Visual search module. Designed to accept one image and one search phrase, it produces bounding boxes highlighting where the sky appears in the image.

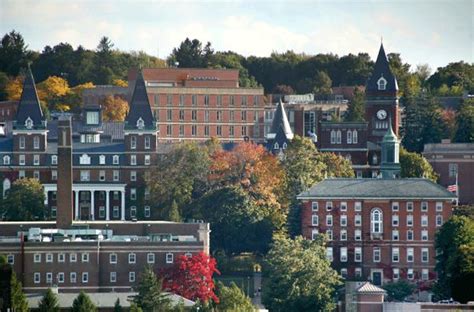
[1,0,473,72]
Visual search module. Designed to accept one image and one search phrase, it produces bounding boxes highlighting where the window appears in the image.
[204,126,210,136]
[19,170,25,178]
[97,155,105,165]
[326,215,333,226]
[58,253,65,263]
[166,253,173,264]
[70,253,77,262]
[273,142,279,150]
[167,109,172,121]
[130,206,137,218]
[46,253,53,263]
[407,248,414,262]
[340,215,347,227]
[147,253,155,264]
[336,130,342,144]
[129,271,136,283]
[110,253,117,264]
[340,229,347,241]
[167,94,173,105]
[82,253,89,263]
[113,170,120,181]
[86,111,99,124]
[449,163,458,177]
[34,136,40,149]
[355,268,362,278]
[312,229,319,240]
[7,254,14,264]
[312,215,319,226]
[436,215,443,227]
[129,253,136,264]
[242,126,247,137]
[145,155,151,165]
[113,155,119,165]
[407,214,413,226]
[33,171,40,179]
[3,155,10,165]
[204,111,209,122]
[80,170,90,182]
[422,230,428,241]
[58,272,64,283]
[326,201,333,211]
[341,268,348,278]
[179,94,184,106]
[145,206,151,218]
[229,126,234,137]
[192,95,197,106]
[311,202,318,211]
[436,202,443,212]
[353,130,358,143]
[34,272,40,284]
[355,247,362,262]
[355,229,362,241]
[392,215,399,227]
[99,206,105,218]
[421,215,428,227]
[407,229,414,240]
[393,268,400,280]
[145,136,151,149]
[347,130,352,144]
[82,272,89,283]
[253,95,259,106]
[217,126,222,136]
[217,95,222,106]
[422,248,429,262]
[421,201,428,212]
[217,111,222,121]
[46,272,53,284]
[407,202,413,211]
[392,230,399,241]
[131,155,137,165]
[371,209,383,234]
[70,272,77,283]
[230,95,235,106]
[355,214,362,226]
[19,136,26,149]
[166,124,172,136]
[326,247,333,261]
[407,269,414,280]
[326,229,333,241]
[421,269,429,281]
[392,247,399,262]
[229,111,234,121]
[110,272,117,283]
[392,202,399,211]
[330,130,336,144]
[355,201,362,211]
[179,110,185,121]
[340,247,348,262]
[377,76,387,90]
[241,96,247,106]
[241,111,247,121]
[99,170,106,181]
[113,206,119,218]
[340,202,347,211]
[130,171,137,181]
[79,154,91,165]
[19,154,25,166]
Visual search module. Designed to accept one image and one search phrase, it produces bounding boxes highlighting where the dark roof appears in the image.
[298,178,456,199]
[47,120,125,141]
[14,67,45,129]
[268,100,293,139]
[125,71,155,130]
[366,44,398,93]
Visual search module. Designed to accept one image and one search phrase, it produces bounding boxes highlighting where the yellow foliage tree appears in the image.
[112,79,128,87]
[37,76,70,101]
[101,95,129,121]
[71,82,95,95]
[5,77,23,101]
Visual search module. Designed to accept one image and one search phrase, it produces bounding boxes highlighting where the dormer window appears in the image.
[86,111,99,125]
[99,155,106,165]
[3,155,10,165]
[136,118,145,129]
[25,117,33,129]
[274,142,279,150]
[79,154,91,165]
[377,76,387,90]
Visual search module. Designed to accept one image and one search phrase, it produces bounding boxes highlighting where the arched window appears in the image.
[377,76,387,91]
[353,130,358,144]
[274,142,279,150]
[371,208,383,234]
[79,154,91,165]
[113,155,120,165]
[3,178,11,198]
[25,117,33,129]
[330,130,336,144]
[347,130,352,144]
[3,155,10,165]
[136,118,145,129]
[99,155,106,165]
[336,130,342,144]
[34,136,40,149]
[282,142,287,149]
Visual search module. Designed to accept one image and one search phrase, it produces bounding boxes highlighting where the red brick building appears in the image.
[128,68,266,143]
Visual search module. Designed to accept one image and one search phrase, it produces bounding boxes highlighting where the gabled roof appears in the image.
[14,67,45,129]
[357,282,386,294]
[267,99,294,140]
[366,43,398,93]
[297,178,457,199]
[125,71,155,130]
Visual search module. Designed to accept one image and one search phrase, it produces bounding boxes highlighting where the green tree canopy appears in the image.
[72,291,97,312]
[215,281,255,312]
[454,99,474,143]
[169,38,214,68]
[383,280,416,301]
[262,234,341,312]
[1,178,46,221]
[399,148,438,182]
[344,87,365,121]
[134,266,172,312]
[38,288,60,312]
[0,30,33,76]
[113,298,122,312]
[10,272,28,312]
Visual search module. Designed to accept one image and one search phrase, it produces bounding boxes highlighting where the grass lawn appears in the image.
[215,275,255,298]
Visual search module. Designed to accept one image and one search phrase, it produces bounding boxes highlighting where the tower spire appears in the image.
[14,66,45,129]
[125,69,156,130]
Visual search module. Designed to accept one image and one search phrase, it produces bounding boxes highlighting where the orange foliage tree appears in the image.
[100,95,129,121]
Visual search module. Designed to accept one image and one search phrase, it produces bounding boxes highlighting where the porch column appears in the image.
[105,191,110,221]
[74,190,79,220]
[121,191,125,221]
[90,190,95,221]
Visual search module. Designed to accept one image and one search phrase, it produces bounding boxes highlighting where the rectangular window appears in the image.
[113,206,119,218]
[407,248,414,262]
[355,214,362,226]
[326,215,333,226]
[131,171,137,181]
[19,155,25,166]
[82,272,89,283]
[99,170,106,181]
[340,215,347,227]
[129,253,136,264]
[230,111,234,121]
[230,95,235,106]
[407,269,414,280]
[449,163,458,177]
[392,230,399,241]
[422,248,429,262]
[204,111,209,122]
[166,253,173,264]
[217,126,222,136]
[421,215,428,227]
[58,272,64,283]
[19,136,25,149]
[52,170,57,181]
[241,96,247,106]
[393,268,400,280]
[70,272,76,283]
[355,268,362,278]
[130,155,137,166]
[154,95,160,106]
[129,271,136,283]
[422,230,428,241]
[340,247,347,262]
[7,254,14,264]
[34,171,40,179]
[82,253,89,263]
[145,206,151,218]
[392,215,399,226]
[130,206,137,218]
[326,229,333,241]
[110,253,117,264]
[355,201,362,211]
[326,201,333,211]
[113,155,119,165]
[113,170,120,181]
[145,155,151,165]
[147,253,155,264]
[130,136,137,149]
[253,95,259,106]
[311,229,319,240]
[204,125,210,137]
[70,253,77,262]
[179,110,184,121]
[407,214,413,226]
[217,95,222,106]
[34,272,40,284]
[86,111,99,124]
[355,247,362,262]
[355,229,362,241]
[46,272,53,284]
[166,124,172,136]
[179,125,184,137]
[341,268,348,278]
[421,201,428,211]
[179,95,184,106]
[229,126,234,137]
[436,202,443,212]
[58,253,65,263]
[51,155,58,165]
[311,215,319,226]
[145,136,151,149]
[340,202,347,211]
[436,215,443,226]
[312,202,318,211]
[46,253,53,263]
[242,126,247,136]
[192,95,197,106]
[204,95,210,106]
[131,188,136,201]
[167,109,172,121]
[80,170,90,182]
[241,111,247,121]
[110,272,117,283]
[340,229,347,241]
[407,201,414,211]
[407,230,414,241]
[99,206,105,218]
[217,111,222,121]
[392,202,399,211]
[422,269,429,281]
[167,94,172,106]
[392,247,399,262]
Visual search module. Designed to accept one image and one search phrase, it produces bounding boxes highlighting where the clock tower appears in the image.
[365,43,399,144]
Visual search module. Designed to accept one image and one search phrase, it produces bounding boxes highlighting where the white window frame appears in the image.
[355,247,362,262]
[113,155,119,165]
[407,248,414,262]
[147,253,155,264]
[46,272,53,284]
[144,206,151,218]
[7,254,14,264]
[34,272,41,284]
[19,154,25,166]
[422,230,428,241]
[436,215,443,227]
[326,215,333,226]
[312,215,319,226]
[144,155,151,165]
[340,247,347,262]
[326,247,333,262]
[392,230,399,241]
[34,253,41,263]
[70,272,77,283]
[110,272,117,283]
[392,247,400,262]
[129,253,136,264]
[355,214,362,226]
[340,215,347,227]
[421,215,428,227]
[166,253,173,264]
[131,155,137,166]
[422,269,429,281]
[407,230,414,241]
[58,253,65,263]
[70,253,77,262]
[392,215,399,227]
[326,229,333,241]
[407,201,414,211]
[407,269,414,280]
[340,229,347,241]
[46,253,53,263]
[422,248,429,263]
[311,202,318,211]
[145,136,151,149]
[355,201,362,211]
[392,202,399,211]
[373,247,381,262]
[340,202,347,211]
[99,155,106,165]
[355,229,361,241]
[130,136,137,149]
[371,208,383,234]
[393,268,400,281]
[326,201,333,211]
[58,272,65,283]
[129,271,136,283]
[82,272,89,283]
[407,214,413,227]
[436,202,443,212]
[82,253,89,263]
[110,253,117,264]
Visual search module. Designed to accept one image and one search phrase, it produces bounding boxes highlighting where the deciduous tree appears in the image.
[100,95,129,121]
[454,99,474,143]
[383,280,416,301]
[215,282,255,312]
[399,148,438,182]
[1,178,46,221]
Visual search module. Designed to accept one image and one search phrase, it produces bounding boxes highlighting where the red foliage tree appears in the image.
[161,252,220,303]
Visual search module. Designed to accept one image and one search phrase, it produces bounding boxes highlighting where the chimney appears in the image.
[56,117,73,228]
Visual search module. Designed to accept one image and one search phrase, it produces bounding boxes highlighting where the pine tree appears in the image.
[134,266,171,312]
[345,87,365,121]
[72,291,97,312]
[113,298,122,312]
[167,200,181,222]
[38,288,60,312]
[10,272,28,312]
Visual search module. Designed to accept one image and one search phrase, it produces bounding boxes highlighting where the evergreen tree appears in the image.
[72,291,97,312]
[167,200,181,222]
[10,272,28,312]
[129,303,143,312]
[215,282,254,312]
[0,255,12,311]
[345,87,365,121]
[134,266,171,312]
[113,298,122,312]
[0,30,32,76]
[38,288,60,312]
[454,99,474,143]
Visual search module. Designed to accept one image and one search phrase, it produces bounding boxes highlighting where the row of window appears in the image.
[29,251,180,264]
[311,213,443,229]
[164,124,249,137]
[312,228,435,241]
[18,136,42,149]
[311,201,444,212]
[330,130,358,145]
[33,271,137,284]
[326,247,431,263]
[340,268,430,281]
[21,169,150,183]
[159,109,256,122]
[129,136,153,149]
[153,94,260,107]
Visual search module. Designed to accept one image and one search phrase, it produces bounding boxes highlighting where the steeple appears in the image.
[366,43,398,96]
[381,118,400,178]
[267,99,294,141]
[125,70,156,130]
[14,66,45,129]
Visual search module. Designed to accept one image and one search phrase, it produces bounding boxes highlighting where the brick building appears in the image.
[128,68,266,143]
[423,141,474,205]
[298,124,456,286]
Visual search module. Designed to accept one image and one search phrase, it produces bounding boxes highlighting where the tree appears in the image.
[129,303,143,312]
[5,76,23,101]
[383,280,416,301]
[134,266,172,312]
[272,84,294,95]
[94,36,117,85]
[162,252,219,304]
[113,298,122,312]
[435,216,474,303]
[344,87,365,122]
[312,70,332,97]
[38,288,60,312]
[10,272,28,312]
[100,95,129,121]
[169,38,214,68]
[167,200,181,222]
[215,282,255,312]
[112,79,128,87]
[388,53,411,96]
[262,234,341,312]
[454,99,474,143]
[453,205,474,219]
[399,148,438,182]
[316,152,355,178]
[1,178,46,221]
[72,291,97,312]
[0,255,12,311]
[427,61,474,93]
[0,30,32,76]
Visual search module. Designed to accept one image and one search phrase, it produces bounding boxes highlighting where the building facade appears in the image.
[128,68,266,143]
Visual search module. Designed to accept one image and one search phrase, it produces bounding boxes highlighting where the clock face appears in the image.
[377,109,387,120]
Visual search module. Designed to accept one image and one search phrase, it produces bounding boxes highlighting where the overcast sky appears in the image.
[1,0,472,72]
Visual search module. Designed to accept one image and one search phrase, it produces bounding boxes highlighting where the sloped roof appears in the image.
[125,71,155,130]
[268,99,294,140]
[15,67,44,129]
[366,43,398,93]
[298,178,457,199]
[357,282,386,294]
